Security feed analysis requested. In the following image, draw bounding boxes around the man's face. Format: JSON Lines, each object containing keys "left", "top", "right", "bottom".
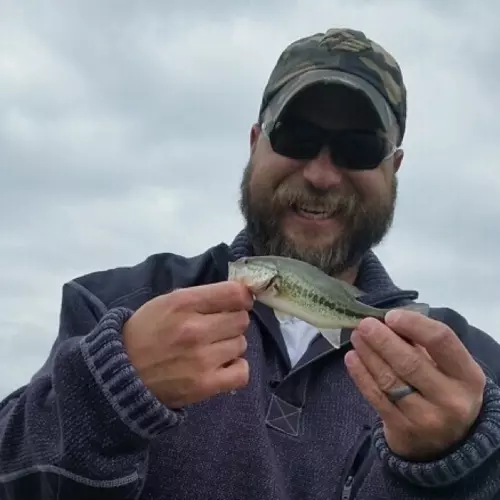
{"left": 239, "top": 83, "right": 403, "bottom": 277}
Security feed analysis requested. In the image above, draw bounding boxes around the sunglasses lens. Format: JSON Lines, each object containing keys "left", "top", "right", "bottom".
{"left": 269, "top": 120, "right": 323, "bottom": 160}
{"left": 268, "top": 119, "right": 390, "bottom": 170}
{"left": 329, "top": 131, "right": 389, "bottom": 170}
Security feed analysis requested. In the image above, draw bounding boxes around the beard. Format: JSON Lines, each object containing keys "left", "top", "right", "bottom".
{"left": 238, "top": 156, "right": 398, "bottom": 277}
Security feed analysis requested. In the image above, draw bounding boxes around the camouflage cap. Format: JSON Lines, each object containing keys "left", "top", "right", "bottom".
{"left": 258, "top": 28, "right": 407, "bottom": 144}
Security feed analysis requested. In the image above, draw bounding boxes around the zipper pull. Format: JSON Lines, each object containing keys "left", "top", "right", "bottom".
{"left": 342, "top": 475, "right": 353, "bottom": 500}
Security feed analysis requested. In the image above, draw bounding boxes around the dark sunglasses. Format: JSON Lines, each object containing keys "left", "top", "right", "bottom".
{"left": 263, "top": 118, "right": 397, "bottom": 170}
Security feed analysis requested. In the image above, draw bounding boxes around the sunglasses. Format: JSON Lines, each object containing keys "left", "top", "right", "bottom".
{"left": 263, "top": 118, "right": 397, "bottom": 170}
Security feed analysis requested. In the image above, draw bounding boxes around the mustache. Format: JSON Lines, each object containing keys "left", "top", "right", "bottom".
{"left": 272, "top": 182, "right": 359, "bottom": 215}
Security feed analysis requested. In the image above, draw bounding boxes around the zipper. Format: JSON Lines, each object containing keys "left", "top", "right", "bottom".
{"left": 339, "top": 426, "right": 372, "bottom": 500}
{"left": 341, "top": 475, "right": 354, "bottom": 500}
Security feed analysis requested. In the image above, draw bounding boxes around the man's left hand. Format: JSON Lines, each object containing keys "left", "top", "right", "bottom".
{"left": 344, "top": 310, "right": 486, "bottom": 461}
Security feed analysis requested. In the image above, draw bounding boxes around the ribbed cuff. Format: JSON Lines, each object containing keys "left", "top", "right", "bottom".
{"left": 373, "top": 377, "right": 500, "bottom": 487}
{"left": 80, "top": 307, "right": 185, "bottom": 440}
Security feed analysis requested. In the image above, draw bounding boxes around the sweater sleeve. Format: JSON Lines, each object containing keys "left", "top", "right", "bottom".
{"left": 373, "top": 377, "right": 500, "bottom": 499}
{"left": 0, "top": 282, "right": 184, "bottom": 500}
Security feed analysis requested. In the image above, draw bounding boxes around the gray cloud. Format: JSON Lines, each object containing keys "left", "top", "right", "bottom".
{"left": 1, "top": 0, "right": 499, "bottom": 398}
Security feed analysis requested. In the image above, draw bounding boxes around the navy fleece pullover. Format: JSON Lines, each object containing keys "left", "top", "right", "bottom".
{"left": 1, "top": 230, "right": 500, "bottom": 500}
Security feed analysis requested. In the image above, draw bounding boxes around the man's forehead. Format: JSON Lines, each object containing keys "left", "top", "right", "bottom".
{"left": 282, "top": 83, "right": 381, "bottom": 130}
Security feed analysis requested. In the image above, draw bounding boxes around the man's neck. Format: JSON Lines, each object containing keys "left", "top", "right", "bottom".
{"left": 336, "top": 264, "right": 360, "bottom": 285}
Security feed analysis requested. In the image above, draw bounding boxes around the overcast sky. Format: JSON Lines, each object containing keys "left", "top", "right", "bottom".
{"left": 1, "top": 0, "right": 498, "bottom": 399}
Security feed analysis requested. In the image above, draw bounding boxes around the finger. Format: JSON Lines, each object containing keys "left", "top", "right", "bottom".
{"left": 174, "top": 282, "right": 254, "bottom": 314}
{"left": 351, "top": 332, "right": 436, "bottom": 422}
{"left": 201, "top": 311, "right": 251, "bottom": 343}
{"left": 414, "top": 344, "right": 437, "bottom": 367}
{"left": 385, "top": 310, "right": 482, "bottom": 381}
{"left": 344, "top": 349, "right": 409, "bottom": 429}
{"left": 211, "top": 357, "right": 250, "bottom": 394}
{"left": 206, "top": 335, "right": 248, "bottom": 368}
{"left": 354, "top": 318, "right": 450, "bottom": 399}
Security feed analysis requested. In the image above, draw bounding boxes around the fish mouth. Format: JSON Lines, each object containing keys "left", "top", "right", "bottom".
{"left": 230, "top": 276, "right": 276, "bottom": 298}
{"left": 250, "top": 277, "right": 276, "bottom": 294}
{"left": 228, "top": 263, "right": 277, "bottom": 295}
{"left": 292, "top": 203, "right": 335, "bottom": 220}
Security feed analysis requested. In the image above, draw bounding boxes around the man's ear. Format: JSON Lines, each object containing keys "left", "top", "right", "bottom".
{"left": 393, "top": 148, "right": 404, "bottom": 173}
{"left": 250, "top": 123, "right": 261, "bottom": 153}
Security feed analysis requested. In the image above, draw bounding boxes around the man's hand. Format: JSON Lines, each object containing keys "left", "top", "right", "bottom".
{"left": 344, "top": 310, "right": 486, "bottom": 461}
{"left": 122, "top": 281, "right": 254, "bottom": 409}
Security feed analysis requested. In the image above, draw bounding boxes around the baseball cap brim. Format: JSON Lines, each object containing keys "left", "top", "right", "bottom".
{"left": 263, "top": 68, "right": 396, "bottom": 133}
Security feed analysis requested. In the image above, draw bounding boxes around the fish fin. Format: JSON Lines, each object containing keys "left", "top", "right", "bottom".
{"left": 318, "top": 328, "right": 342, "bottom": 349}
{"left": 273, "top": 309, "right": 293, "bottom": 323}
{"left": 398, "top": 302, "right": 430, "bottom": 317}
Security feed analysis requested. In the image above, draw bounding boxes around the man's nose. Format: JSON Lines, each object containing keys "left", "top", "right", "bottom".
{"left": 301, "top": 147, "right": 343, "bottom": 190}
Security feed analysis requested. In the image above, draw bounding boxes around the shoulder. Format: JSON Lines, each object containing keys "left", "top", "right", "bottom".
{"left": 63, "top": 242, "right": 232, "bottom": 313}
{"left": 430, "top": 306, "right": 500, "bottom": 383}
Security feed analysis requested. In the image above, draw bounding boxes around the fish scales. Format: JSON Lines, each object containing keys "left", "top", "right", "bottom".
{"left": 227, "top": 255, "right": 430, "bottom": 344}
{"left": 277, "top": 267, "right": 382, "bottom": 323}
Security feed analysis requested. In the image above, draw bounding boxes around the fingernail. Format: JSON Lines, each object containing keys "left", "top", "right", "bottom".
{"left": 344, "top": 350, "right": 357, "bottom": 367}
{"left": 385, "top": 309, "right": 402, "bottom": 324}
{"left": 350, "top": 329, "right": 360, "bottom": 343}
{"left": 356, "top": 318, "right": 375, "bottom": 336}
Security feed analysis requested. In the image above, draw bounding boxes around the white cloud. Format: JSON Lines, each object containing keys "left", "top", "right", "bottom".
{"left": 1, "top": 0, "right": 498, "bottom": 398}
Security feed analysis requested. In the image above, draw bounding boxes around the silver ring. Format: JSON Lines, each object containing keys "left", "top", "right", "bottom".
{"left": 386, "top": 384, "right": 417, "bottom": 403}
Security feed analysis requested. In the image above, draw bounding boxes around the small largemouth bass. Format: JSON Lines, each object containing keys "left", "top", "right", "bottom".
{"left": 228, "top": 255, "right": 429, "bottom": 348}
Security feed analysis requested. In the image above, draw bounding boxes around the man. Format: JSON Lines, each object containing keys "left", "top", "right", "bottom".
{"left": 0, "top": 27, "right": 499, "bottom": 500}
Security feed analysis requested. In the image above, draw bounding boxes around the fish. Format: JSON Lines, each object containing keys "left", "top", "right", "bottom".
{"left": 227, "top": 255, "right": 430, "bottom": 348}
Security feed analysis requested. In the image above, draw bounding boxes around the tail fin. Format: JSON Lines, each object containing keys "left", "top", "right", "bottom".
{"left": 399, "top": 302, "right": 430, "bottom": 317}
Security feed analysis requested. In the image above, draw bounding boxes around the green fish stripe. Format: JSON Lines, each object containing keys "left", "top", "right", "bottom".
{"left": 280, "top": 276, "right": 380, "bottom": 321}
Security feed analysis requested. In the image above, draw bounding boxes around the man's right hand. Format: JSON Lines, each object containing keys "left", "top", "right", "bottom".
{"left": 122, "top": 281, "right": 254, "bottom": 408}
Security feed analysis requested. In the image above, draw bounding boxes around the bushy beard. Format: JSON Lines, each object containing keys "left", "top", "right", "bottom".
{"left": 238, "top": 157, "right": 398, "bottom": 277}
